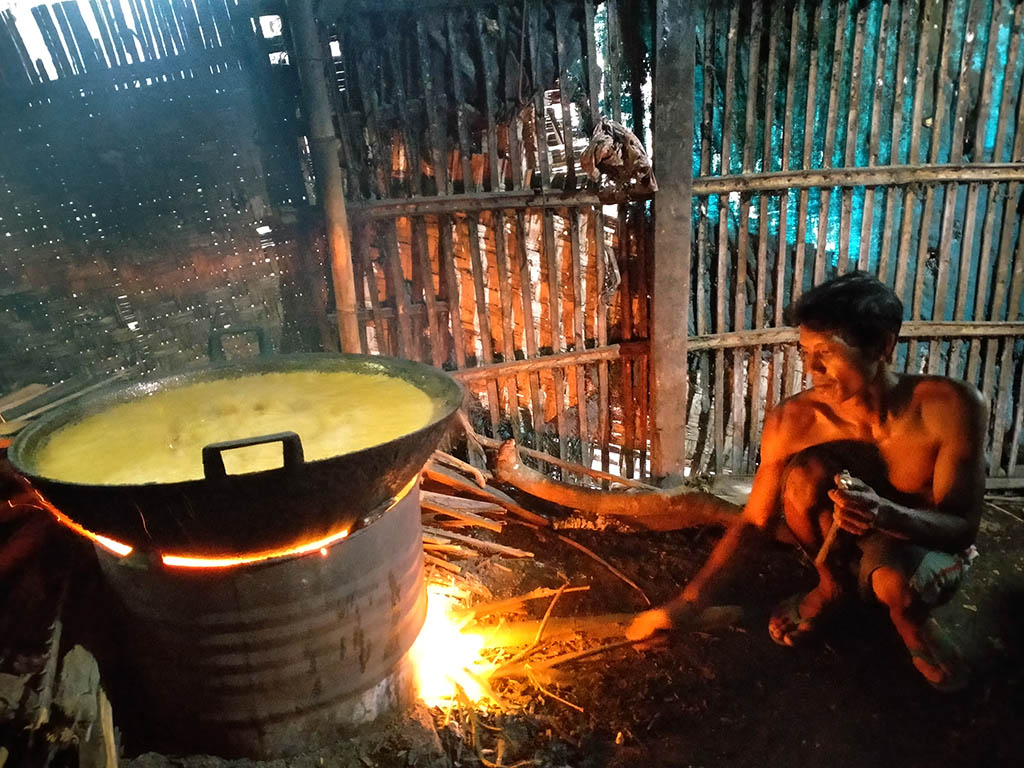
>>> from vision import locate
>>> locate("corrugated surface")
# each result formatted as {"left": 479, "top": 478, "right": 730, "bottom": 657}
{"left": 98, "top": 483, "right": 426, "bottom": 759}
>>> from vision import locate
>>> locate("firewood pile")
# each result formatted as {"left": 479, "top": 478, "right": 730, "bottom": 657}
{"left": 417, "top": 447, "right": 741, "bottom": 768}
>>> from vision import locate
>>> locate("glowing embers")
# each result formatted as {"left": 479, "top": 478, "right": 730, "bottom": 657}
{"left": 410, "top": 582, "right": 495, "bottom": 706}
{"left": 31, "top": 489, "right": 135, "bottom": 557}
{"left": 37, "top": 485, "right": 352, "bottom": 568}
{"left": 160, "top": 527, "right": 350, "bottom": 568}
{"left": 41, "top": 475, "right": 418, "bottom": 569}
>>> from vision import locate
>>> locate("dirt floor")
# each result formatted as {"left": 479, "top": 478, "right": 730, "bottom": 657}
{"left": 2, "top": 488, "right": 1022, "bottom": 768}
{"left": 436, "top": 493, "right": 1024, "bottom": 768}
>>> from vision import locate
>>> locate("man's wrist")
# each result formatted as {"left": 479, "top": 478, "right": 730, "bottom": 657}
{"left": 875, "top": 501, "right": 907, "bottom": 536}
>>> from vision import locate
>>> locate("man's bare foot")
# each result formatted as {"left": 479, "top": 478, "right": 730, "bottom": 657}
{"left": 768, "top": 584, "right": 842, "bottom": 646}
{"left": 905, "top": 617, "right": 969, "bottom": 692}
{"left": 494, "top": 439, "right": 521, "bottom": 482}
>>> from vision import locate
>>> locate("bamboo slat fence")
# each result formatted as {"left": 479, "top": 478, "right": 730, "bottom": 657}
{"left": 1, "top": 0, "right": 1022, "bottom": 485}
{"left": 689, "top": 0, "right": 1024, "bottom": 482}
{"left": 0, "top": 0, "right": 318, "bottom": 389}
{"left": 328, "top": 0, "right": 656, "bottom": 479}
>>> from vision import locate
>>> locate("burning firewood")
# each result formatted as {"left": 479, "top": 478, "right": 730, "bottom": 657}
{"left": 451, "top": 586, "right": 592, "bottom": 623}
{"left": 411, "top": 447, "right": 745, "bottom": 732}
{"left": 476, "top": 607, "right": 743, "bottom": 651}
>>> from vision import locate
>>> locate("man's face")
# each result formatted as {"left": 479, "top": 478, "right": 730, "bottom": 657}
{"left": 798, "top": 327, "right": 885, "bottom": 403}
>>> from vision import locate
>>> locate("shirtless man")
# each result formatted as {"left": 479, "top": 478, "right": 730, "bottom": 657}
{"left": 627, "top": 272, "right": 986, "bottom": 691}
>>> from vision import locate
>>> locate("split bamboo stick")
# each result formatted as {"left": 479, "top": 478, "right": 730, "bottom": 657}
{"left": 858, "top": 2, "right": 890, "bottom": 272}
{"left": 731, "top": 0, "right": 761, "bottom": 472}
{"left": 837, "top": 4, "right": 867, "bottom": 274}
{"left": 715, "top": 4, "right": 739, "bottom": 473}
{"left": 813, "top": 0, "right": 849, "bottom": 286}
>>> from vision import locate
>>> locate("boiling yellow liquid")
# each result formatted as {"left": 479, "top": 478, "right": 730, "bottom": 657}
{"left": 33, "top": 371, "right": 443, "bottom": 485}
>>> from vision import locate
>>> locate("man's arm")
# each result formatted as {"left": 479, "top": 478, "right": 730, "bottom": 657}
{"left": 830, "top": 382, "right": 986, "bottom": 552}
{"left": 626, "top": 406, "right": 797, "bottom": 639}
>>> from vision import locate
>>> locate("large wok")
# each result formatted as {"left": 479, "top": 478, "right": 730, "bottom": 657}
{"left": 8, "top": 354, "right": 463, "bottom": 556}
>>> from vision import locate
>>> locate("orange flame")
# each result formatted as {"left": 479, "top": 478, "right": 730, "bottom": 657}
{"left": 410, "top": 582, "right": 494, "bottom": 706}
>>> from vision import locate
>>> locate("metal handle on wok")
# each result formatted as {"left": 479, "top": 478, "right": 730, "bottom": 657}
{"left": 202, "top": 431, "right": 304, "bottom": 479}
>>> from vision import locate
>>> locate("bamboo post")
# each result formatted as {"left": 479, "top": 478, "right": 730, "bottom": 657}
{"left": 584, "top": 0, "right": 611, "bottom": 476}
{"left": 619, "top": 208, "right": 637, "bottom": 477}
{"left": 554, "top": 7, "right": 588, "bottom": 469}
{"left": 813, "top": 0, "right": 848, "bottom": 286}
{"left": 774, "top": 1, "right": 802, "bottom": 405}
{"left": 606, "top": 0, "right": 624, "bottom": 124}
{"left": 836, "top": 3, "right": 866, "bottom": 274}
{"left": 879, "top": 0, "right": 916, "bottom": 286}
{"left": 930, "top": 0, "right": 984, "bottom": 374}
{"left": 968, "top": 2, "right": 1024, "bottom": 384}
{"left": 529, "top": 0, "right": 568, "bottom": 466}
{"left": 910, "top": 0, "right": 957, "bottom": 333}
{"left": 751, "top": 7, "right": 777, "bottom": 457}
{"left": 893, "top": 0, "right": 936, "bottom": 306}
{"left": 490, "top": 210, "right": 525, "bottom": 441}
{"left": 715, "top": 4, "right": 739, "bottom": 473}
{"left": 790, "top": 1, "right": 822, "bottom": 393}
{"left": 953, "top": 0, "right": 1003, "bottom": 335}
{"left": 731, "top": 1, "right": 761, "bottom": 472}
{"left": 287, "top": 0, "right": 360, "bottom": 353}
{"left": 696, "top": 2, "right": 714, "bottom": 340}
{"left": 858, "top": 2, "right": 890, "bottom": 272}
{"left": 514, "top": 210, "right": 546, "bottom": 450}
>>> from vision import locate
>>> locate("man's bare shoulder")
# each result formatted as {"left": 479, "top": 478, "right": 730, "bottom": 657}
{"left": 763, "top": 390, "right": 822, "bottom": 440}
{"left": 901, "top": 375, "right": 987, "bottom": 434}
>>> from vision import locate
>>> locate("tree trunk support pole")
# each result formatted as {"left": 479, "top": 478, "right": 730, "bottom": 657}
{"left": 288, "top": 0, "right": 361, "bottom": 352}
{"left": 651, "top": 0, "right": 694, "bottom": 481}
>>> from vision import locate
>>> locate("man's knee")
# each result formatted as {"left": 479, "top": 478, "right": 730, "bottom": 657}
{"left": 870, "top": 566, "right": 914, "bottom": 611}
{"left": 781, "top": 450, "right": 833, "bottom": 520}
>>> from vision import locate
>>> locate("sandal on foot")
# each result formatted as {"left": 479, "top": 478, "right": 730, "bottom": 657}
{"left": 768, "top": 593, "right": 821, "bottom": 647}
{"left": 909, "top": 621, "right": 969, "bottom": 692}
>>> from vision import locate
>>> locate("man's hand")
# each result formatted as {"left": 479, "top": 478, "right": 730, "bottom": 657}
{"left": 626, "top": 607, "right": 672, "bottom": 642}
{"left": 626, "top": 599, "right": 698, "bottom": 644}
{"left": 827, "top": 474, "right": 890, "bottom": 536}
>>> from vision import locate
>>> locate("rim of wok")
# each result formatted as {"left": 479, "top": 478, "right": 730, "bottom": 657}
{"left": 8, "top": 353, "right": 464, "bottom": 488}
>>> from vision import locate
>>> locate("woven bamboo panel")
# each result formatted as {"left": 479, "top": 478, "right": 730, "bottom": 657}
{"left": 0, "top": 0, "right": 314, "bottom": 393}
{"left": 688, "top": 0, "right": 1024, "bottom": 479}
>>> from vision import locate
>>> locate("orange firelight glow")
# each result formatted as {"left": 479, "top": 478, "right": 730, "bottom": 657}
{"left": 38, "top": 474, "right": 421, "bottom": 569}
{"left": 31, "top": 490, "right": 135, "bottom": 557}
{"left": 161, "top": 528, "right": 350, "bottom": 568}
{"left": 409, "top": 582, "right": 494, "bottom": 706}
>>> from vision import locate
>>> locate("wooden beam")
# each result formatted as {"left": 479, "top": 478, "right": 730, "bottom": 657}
{"left": 451, "top": 344, "right": 624, "bottom": 382}
{"left": 344, "top": 163, "right": 1024, "bottom": 221}
{"left": 287, "top": 0, "right": 360, "bottom": 352}
{"left": 693, "top": 162, "right": 1024, "bottom": 194}
{"left": 347, "top": 189, "right": 606, "bottom": 218}
{"left": 686, "top": 322, "right": 1024, "bottom": 351}
{"left": 650, "top": 0, "right": 693, "bottom": 480}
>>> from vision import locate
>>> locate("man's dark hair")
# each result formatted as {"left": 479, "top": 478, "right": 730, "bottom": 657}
{"left": 784, "top": 271, "right": 903, "bottom": 354}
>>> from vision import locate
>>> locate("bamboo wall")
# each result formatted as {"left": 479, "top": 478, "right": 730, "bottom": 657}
{"left": 688, "top": 0, "right": 1024, "bottom": 482}
{"left": 2, "top": 0, "right": 1022, "bottom": 484}
{"left": 0, "top": 0, "right": 320, "bottom": 392}
{"left": 330, "top": 0, "right": 657, "bottom": 479}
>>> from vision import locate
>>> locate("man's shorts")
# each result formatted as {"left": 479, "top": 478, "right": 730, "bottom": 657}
{"left": 857, "top": 533, "right": 978, "bottom": 607}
